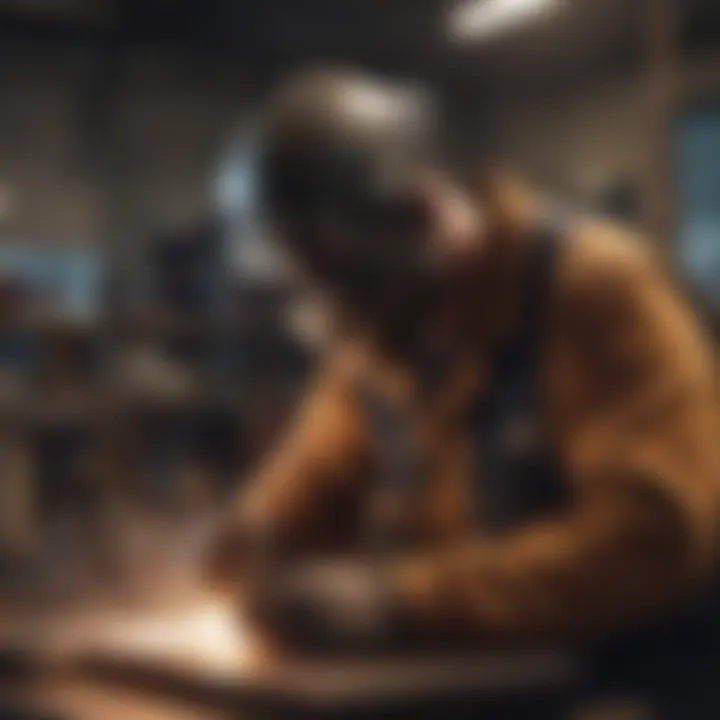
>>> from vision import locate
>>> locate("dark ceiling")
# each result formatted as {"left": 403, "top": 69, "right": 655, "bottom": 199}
{"left": 0, "top": 0, "right": 717, "bottom": 96}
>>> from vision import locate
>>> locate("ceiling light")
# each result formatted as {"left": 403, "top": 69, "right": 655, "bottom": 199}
{"left": 448, "top": 0, "right": 559, "bottom": 43}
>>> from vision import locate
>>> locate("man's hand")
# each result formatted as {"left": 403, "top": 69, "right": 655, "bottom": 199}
{"left": 204, "top": 516, "right": 280, "bottom": 597}
{"left": 248, "top": 560, "right": 395, "bottom": 655}
{"left": 204, "top": 523, "right": 247, "bottom": 595}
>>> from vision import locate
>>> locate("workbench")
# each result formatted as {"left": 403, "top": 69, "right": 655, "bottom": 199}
{"left": 0, "top": 607, "right": 581, "bottom": 719}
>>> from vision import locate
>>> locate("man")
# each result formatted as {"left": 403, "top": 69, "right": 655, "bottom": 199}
{"left": 208, "top": 69, "right": 719, "bottom": 669}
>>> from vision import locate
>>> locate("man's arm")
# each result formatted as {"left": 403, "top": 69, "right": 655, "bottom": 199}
{"left": 206, "top": 354, "right": 368, "bottom": 592}
{"left": 390, "top": 236, "right": 720, "bottom": 645}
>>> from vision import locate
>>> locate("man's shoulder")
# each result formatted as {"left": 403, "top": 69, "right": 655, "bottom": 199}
{"left": 550, "top": 218, "right": 715, "bottom": 379}
{"left": 554, "top": 218, "right": 664, "bottom": 319}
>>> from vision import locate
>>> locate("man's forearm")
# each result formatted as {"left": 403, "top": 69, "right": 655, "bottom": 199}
{"left": 205, "top": 511, "right": 283, "bottom": 595}
{"left": 387, "top": 485, "right": 706, "bottom": 646}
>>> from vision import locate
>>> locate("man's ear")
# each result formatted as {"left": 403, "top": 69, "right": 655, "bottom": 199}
{"left": 412, "top": 173, "right": 483, "bottom": 249}
{"left": 470, "top": 170, "right": 538, "bottom": 236}
{"left": 403, "top": 173, "right": 444, "bottom": 232}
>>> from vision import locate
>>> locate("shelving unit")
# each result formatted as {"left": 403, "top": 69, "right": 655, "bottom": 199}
{"left": 0, "top": 239, "right": 310, "bottom": 581}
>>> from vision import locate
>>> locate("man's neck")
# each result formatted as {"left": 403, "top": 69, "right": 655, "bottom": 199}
{"left": 441, "top": 175, "right": 545, "bottom": 352}
{"left": 360, "top": 177, "right": 543, "bottom": 363}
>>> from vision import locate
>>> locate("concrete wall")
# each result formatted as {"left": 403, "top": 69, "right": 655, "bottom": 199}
{"left": 487, "top": 79, "right": 642, "bottom": 200}
{"left": 485, "top": 52, "right": 720, "bottom": 204}
{"left": 0, "top": 43, "right": 99, "bottom": 245}
{"left": 0, "top": 42, "right": 250, "bottom": 249}
{"left": 108, "top": 50, "right": 249, "bottom": 236}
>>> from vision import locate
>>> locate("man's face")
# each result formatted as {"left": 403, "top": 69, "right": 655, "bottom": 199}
{"left": 279, "top": 200, "right": 427, "bottom": 312}
{"left": 282, "top": 172, "right": 482, "bottom": 316}
{"left": 411, "top": 173, "right": 485, "bottom": 275}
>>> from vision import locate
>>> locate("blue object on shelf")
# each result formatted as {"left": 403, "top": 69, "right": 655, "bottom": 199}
{"left": 0, "top": 334, "right": 38, "bottom": 371}
{"left": 0, "top": 244, "right": 102, "bottom": 321}
{"left": 677, "top": 106, "right": 720, "bottom": 310}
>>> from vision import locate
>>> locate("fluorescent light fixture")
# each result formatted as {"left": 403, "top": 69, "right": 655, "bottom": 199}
{"left": 448, "top": 0, "right": 559, "bottom": 42}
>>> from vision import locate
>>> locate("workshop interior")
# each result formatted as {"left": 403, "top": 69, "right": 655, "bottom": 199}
{"left": 0, "top": 0, "right": 718, "bottom": 718}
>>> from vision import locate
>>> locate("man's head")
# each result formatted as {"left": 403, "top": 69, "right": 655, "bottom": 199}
{"left": 257, "top": 68, "right": 481, "bottom": 340}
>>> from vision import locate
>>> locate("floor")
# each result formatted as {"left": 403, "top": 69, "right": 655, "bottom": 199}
{"left": 0, "top": 676, "right": 233, "bottom": 720}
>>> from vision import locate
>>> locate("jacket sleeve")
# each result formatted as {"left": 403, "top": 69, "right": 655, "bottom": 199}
{"left": 207, "top": 354, "right": 368, "bottom": 590}
{"left": 391, "top": 241, "right": 720, "bottom": 645}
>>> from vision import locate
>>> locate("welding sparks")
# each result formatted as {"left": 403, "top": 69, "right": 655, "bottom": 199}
{"left": 31, "top": 599, "right": 255, "bottom": 677}
{"left": 97, "top": 600, "right": 247, "bottom": 673}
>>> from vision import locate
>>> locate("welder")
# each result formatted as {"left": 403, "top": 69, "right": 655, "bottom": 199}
{"left": 208, "top": 68, "right": 720, "bottom": 712}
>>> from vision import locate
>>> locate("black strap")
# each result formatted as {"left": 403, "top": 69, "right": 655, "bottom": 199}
{"left": 495, "top": 224, "right": 562, "bottom": 382}
{"left": 358, "top": 223, "right": 566, "bottom": 546}
{"left": 469, "top": 224, "right": 565, "bottom": 530}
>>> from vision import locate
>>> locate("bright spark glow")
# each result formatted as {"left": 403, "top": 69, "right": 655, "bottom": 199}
{"left": 87, "top": 601, "right": 249, "bottom": 675}
{"left": 448, "top": 0, "right": 559, "bottom": 42}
